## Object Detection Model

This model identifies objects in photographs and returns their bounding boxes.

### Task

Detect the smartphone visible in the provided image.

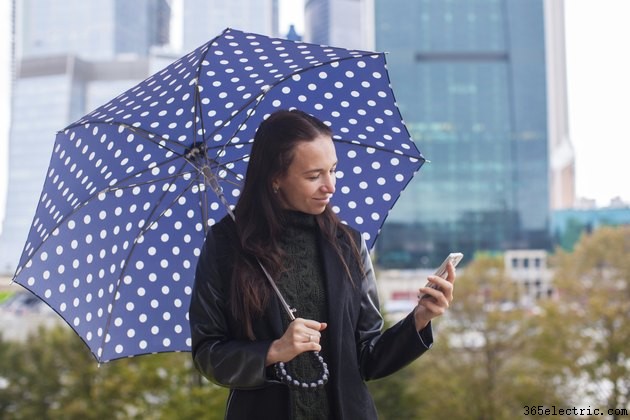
[425,252,463,290]
[434,252,463,278]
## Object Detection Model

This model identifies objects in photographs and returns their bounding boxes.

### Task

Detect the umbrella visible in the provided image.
[12,28,425,363]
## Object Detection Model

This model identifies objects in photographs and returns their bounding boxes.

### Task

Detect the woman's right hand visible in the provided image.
[265,318,327,366]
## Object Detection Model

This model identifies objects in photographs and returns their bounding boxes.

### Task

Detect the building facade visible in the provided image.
[304,0,374,50]
[373,0,565,268]
[0,0,172,274]
[552,205,630,251]
[181,0,278,52]
[504,249,554,305]
[15,0,169,60]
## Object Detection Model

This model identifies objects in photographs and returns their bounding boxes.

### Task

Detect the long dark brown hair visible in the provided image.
[231,109,362,338]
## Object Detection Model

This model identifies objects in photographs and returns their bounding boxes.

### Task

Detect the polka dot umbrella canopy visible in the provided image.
[12,28,425,363]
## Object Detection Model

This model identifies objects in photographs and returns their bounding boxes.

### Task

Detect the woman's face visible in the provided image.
[274,135,337,215]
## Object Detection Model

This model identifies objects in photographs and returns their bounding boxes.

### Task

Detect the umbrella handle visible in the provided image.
[274,351,329,389]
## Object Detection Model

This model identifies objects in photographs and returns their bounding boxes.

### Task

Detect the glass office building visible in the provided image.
[304,0,374,50]
[181,0,278,52]
[552,206,630,251]
[374,0,552,267]
[0,0,171,274]
[17,0,169,60]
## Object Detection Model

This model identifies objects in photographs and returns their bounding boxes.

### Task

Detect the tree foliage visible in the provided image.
[544,226,630,413]
[400,254,567,420]
[0,326,228,419]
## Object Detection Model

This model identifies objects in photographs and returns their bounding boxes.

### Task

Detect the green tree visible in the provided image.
[545,226,630,416]
[369,347,417,419]
[0,326,228,419]
[404,255,568,420]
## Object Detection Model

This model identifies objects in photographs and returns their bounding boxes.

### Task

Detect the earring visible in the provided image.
[273,185,279,194]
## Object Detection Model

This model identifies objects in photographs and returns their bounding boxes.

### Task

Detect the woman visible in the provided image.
[189,109,456,419]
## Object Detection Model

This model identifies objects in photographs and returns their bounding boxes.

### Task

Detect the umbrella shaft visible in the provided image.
[257,261,297,321]
[202,165,235,219]
[201,165,295,320]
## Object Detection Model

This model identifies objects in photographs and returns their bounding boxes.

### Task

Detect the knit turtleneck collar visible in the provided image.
[281,210,317,230]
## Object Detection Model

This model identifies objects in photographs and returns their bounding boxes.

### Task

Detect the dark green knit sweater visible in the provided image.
[276,211,330,420]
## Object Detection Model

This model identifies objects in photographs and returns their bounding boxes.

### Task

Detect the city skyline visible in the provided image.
[1,0,629,238]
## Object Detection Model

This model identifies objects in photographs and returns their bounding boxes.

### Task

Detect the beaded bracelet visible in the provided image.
[274,351,329,389]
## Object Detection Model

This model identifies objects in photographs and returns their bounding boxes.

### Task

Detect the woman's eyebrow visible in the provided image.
[302,168,324,176]
[301,161,338,175]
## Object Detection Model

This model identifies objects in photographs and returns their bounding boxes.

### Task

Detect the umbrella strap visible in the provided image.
[274,351,329,389]
[255,258,297,321]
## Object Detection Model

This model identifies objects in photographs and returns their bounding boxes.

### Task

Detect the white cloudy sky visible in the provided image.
[1,0,629,229]
[563,0,630,206]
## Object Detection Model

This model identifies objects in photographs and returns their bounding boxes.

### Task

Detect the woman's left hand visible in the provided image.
[413,261,456,330]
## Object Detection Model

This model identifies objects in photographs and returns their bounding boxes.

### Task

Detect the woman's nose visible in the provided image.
[323,173,336,193]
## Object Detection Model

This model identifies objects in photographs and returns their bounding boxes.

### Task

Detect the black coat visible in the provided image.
[189,216,433,419]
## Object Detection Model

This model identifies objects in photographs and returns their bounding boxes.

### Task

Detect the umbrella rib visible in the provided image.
[105,153,190,193]
[97,160,202,360]
[123,124,188,155]
[66,118,253,166]
[14,162,186,277]
[198,88,266,162]
[61,120,188,159]
[190,78,248,187]
[195,29,263,155]
[195,46,401,160]
[37,145,241,260]
[331,138,424,161]
[15,150,197,279]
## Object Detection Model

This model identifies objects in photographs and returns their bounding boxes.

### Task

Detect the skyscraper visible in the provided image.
[0,0,172,274]
[372,0,571,267]
[304,0,374,50]
[181,0,279,52]
[16,0,170,60]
